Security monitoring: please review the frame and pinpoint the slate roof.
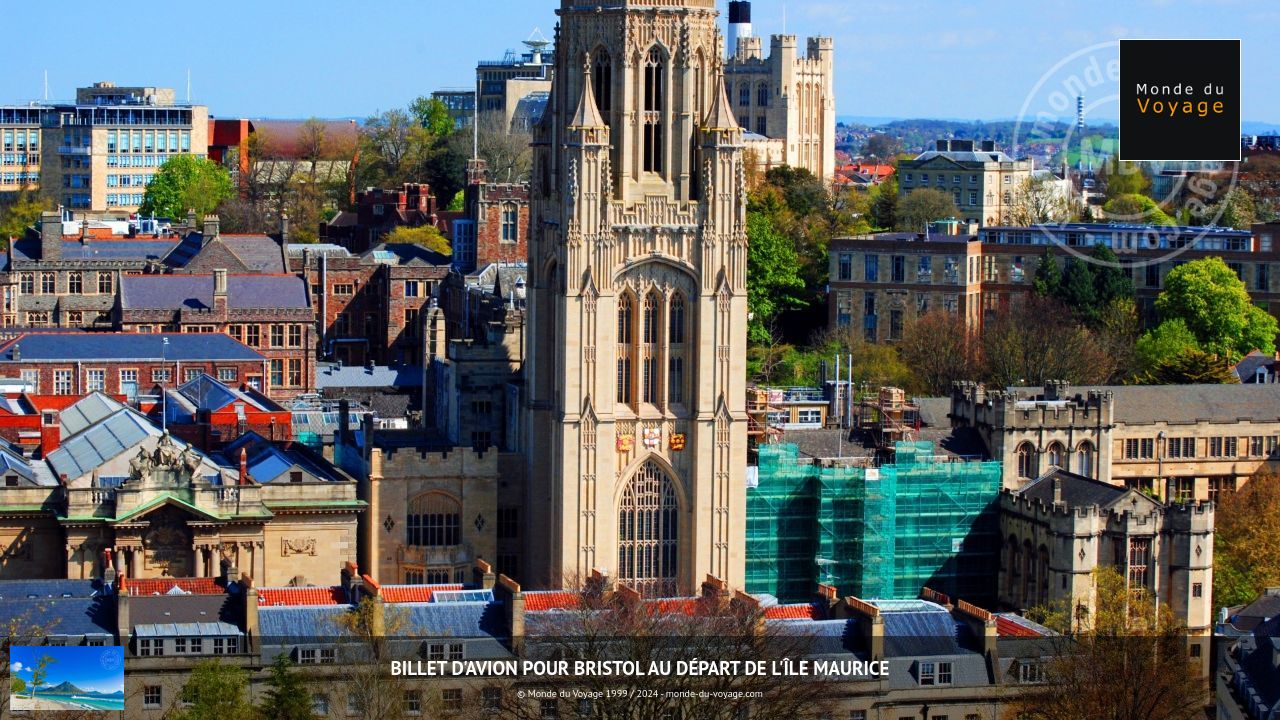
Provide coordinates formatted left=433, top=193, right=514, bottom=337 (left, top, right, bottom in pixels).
left=316, top=364, right=423, bottom=389
left=1008, top=383, right=1280, bottom=425
left=165, top=234, right=286, bottom=273
left=134, top=621, right=242, bottom=637
left=363, top=243, right=450, bottom=267
left=1016, top=468, right=1129, bottom=508
left=1238, top=634, right=1280, bottom=710
left=0, top=444, right=37, bottom=485
left=402, top=601, right=506, bottom=638
left=0, top=333, right=264, bottom=362
left=174, top=374, right=277, bottom=414
left=120, top=274, right=309, bottom=310
left=257, top=605, right=351, bottom=640
left=130, top=594, right=241, bottom=629
left=1228, top=592, right=1280, bottom=633
left=11, top=237, right=177, bottom=263
left=0, top=579, right=104, bottom=599
left=219, top=431, right=346, bottom=483
left=0, top=596, right=116, bottom=639
left=1235, top=351, right=1279, bottom=384
left=910, top=148, right=1015, bottom=164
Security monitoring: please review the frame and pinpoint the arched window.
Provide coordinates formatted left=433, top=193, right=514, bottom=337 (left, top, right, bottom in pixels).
left=1046, top=442, right=1066, bottom=469
left=668, top=294, right=686, bottom=405
left=617, top=294, right=634, bottom=405
left=618, top=461, right=679, bottom=597
left=592, top=50, right=612, bottom=117
left=1077, top=441, right=1096, bottom=478
left=642, top=47, right=665, bottom=174
left=1016, top=442, right=1037, bottom=480
left=739, top=81, right=751, bottom=106
left=757, top=82, right=770, bottom=107
left=406, top=493, right=461, bottom=547
left=641, top=291, right=660, bottom=403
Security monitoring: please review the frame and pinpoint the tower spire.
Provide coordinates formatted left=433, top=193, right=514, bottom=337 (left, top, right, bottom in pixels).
left=569, top=54, right=606, bottom=130
left=703, top=74, right=739, bottom=132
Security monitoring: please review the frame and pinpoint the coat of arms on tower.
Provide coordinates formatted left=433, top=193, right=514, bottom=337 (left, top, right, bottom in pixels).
left=669, top=433, right=686, bottom=452
left=642, top=428, right=660, bottom=450
left=616, top=434, right=635, bottom=453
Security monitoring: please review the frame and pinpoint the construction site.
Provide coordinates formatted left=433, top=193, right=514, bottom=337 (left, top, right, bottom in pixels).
left=745, top=384, right=1003, bottom=605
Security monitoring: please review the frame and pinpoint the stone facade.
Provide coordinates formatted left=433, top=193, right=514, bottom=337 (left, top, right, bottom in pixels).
left=898, top=140, right=1033, bottom=226
left=725, top=33, right=836, bottom=181
left=525, top=0, right=750, bottom=595
left=999, top=470, right=1214, bottom=645
left=950, top=381, right=1280, bottom=501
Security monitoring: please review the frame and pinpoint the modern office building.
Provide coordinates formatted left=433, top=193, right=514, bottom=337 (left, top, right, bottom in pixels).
left=476, top=33, right=554, bottom=132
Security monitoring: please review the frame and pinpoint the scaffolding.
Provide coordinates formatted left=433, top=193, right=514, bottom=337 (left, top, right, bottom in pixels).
left=745, top=441, right=1002, bottom=604
left=853, top=387, right=922, bottom=457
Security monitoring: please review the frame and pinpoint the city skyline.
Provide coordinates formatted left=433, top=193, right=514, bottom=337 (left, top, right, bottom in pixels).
left=0, top=0, right=1275, bottom=122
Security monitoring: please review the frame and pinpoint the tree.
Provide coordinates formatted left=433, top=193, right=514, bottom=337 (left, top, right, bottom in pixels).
left=979, top=296, right=1116, bottom=387
left=764, top=166, right=827, bottom=219
left=29, top=653, right=52, bottom=703
left=1057, top=258, right=1098, bottom=321
left=1099, top=154, right=1150, bottom=200
left=1216, top=471, right=1280, bottom=611
left=383, top=225, right=451, bottom=256
left=1102, top=193, right=1176, bottom=226
left=476, top=111, right=532, bottom=184
left=1137, top=348, right=1238, bottom=385
left=810, top=326, right=916, bottom=390
left=1031, top=251, right=1061, bottom=297
left=745, top=210, right=806, bottom=343
left=139, top=155, right=234, bottom=219
left=1007, top=174, right=1070, bottom=226
left=868, top=173, right=898, bottom=230
left=1011, top=567, right=1206, bottom=720
left=1203, top=188, right=1257, bottom=229
left=409, top=96, right=455, bottom=138
left=862, top=133, right=902, bottom=160
left=1089, top=244, right=1134, bottom=309
left=171, top=661, right=258, bottom=720
left=0, top=189, right=52, bottom=245
left=895, top=187, right=958, bottom=231
left=1095, top=298, right=1141, bottom=383
left=10, top=676, right=24, bottom=695
left=1134, top=318, right=1201, bottom=376
left=897, top=310, right=974, bottom=395
left=258, top=654, right=317, bottom=720
left=1156, top=257, right=1278, bottom=359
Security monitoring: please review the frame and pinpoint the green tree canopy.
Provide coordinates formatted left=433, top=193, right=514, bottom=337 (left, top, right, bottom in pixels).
left=139, top=155, right=234, bottom=220
left=409, top=96, right=455, bottom=137
left=1102, top=193, right=1176, bottom=226
left=383, top=225, right=451, bottom=256
left=258, top=654, right=317, bottom=720
left=0, top=189, right=52, bottom=245
left=1031, top=250, right=1061, bottom=297
left=896, top=188, right=958, bottom=232
left=745, top=210, right=806, bottom=344
left=1156, top=257, right=1278, bottom=358
left=1134, top=318, right=1200, bottom=374
left=172, top=661, right=258, bottom=720
left=1100, top=155, right=1151, bottom=199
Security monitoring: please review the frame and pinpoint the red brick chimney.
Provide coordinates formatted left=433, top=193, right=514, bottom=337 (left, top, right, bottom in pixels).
left=39, top=410, right=60, bottom=458
left=238, top=447, right=249, bottom=485
left=213, top=268, right=228, bottom=317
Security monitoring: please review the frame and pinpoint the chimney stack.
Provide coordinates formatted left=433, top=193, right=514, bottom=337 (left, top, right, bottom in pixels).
left=280, top=212, right=290, bottom=245
left=40, top=211, right=62, bottom=261
left=202, top=214, right=220, bottom=242
left=727, top=1, right=753, bottom=58
left=39, top=410, right=60, bottom=458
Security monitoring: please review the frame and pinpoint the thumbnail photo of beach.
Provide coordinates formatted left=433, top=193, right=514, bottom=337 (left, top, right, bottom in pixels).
left=9, top=645, right=124, bottom=713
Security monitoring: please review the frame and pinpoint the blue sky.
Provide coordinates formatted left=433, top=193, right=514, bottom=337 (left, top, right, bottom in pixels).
left=0, top=0, right=1274, bottom=122
left=10, top=646, right=124, bottom=694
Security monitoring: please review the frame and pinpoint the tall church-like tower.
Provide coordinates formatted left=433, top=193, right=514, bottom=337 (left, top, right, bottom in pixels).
left=525, top=0, right=748, bottom=595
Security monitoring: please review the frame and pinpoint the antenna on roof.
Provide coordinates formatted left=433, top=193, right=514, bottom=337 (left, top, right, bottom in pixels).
left=186, top=69, right=191, bottom=104
left=43, top=70, right=48, bottom=101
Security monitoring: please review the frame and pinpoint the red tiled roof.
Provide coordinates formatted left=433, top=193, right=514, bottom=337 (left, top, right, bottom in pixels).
left=648, top=598, right=703, bottom=616
left=996, top=615, right=1045, bottom=638
left=257, top=586, right=347, bottom=606
left=381, top=584, right=464, bottom=604
left=524, top=591, right=581, bottom=612
left=764, top=603, right=824, bottom=620
left=124, top=577, right=223, bottom=596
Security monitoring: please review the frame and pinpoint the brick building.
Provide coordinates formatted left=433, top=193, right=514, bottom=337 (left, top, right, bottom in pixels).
left=289, top=243, right=449, bottom=366
left=319, top=183, right=442, bottom=254
left=116, top=270, right=313, bottom=400
left=159, top=374, right=293, bottom=450
left=0, top=333, right=269, bottom=400
left=451, top=160, right=530, bottom=273
left=827, top=222, right=1277, bottom=341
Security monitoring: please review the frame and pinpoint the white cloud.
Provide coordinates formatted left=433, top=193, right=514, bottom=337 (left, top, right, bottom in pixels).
left=10, top=662, right=21, bottom=673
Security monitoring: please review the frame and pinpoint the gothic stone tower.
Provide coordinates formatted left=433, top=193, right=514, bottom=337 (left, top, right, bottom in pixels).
left=525, top=0, right=748, bottom=596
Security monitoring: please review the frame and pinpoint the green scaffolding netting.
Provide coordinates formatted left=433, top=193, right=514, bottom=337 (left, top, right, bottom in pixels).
left=746, top=441, right=1002, bottom=604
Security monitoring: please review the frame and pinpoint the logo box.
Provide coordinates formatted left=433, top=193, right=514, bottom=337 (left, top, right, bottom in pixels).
left=1119, top=39, right=1241, bottom=162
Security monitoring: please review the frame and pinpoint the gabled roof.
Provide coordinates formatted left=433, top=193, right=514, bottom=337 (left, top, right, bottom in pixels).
left=362, top=242, right=451, bottom=267
left=130, top=593, right=240, bottom=629
left=0, top=579, right=104, bottom=599
left=0, top=444, right=36, bottom=484
left=0, top=596, right=115, bottom=638
left=120, top=274, right=309, bottom=311
left=165, top=234, right=286, bottom=274
left=1017, top=467, right=1152, bottom=511
left=174, top=374, right=277, bottom=413
left=11, top=237, right=177, bottom=263
left=220, top=431, right=346, bottom=483
left=315, top=364, right=423, bottom=389
left=1009, top=383, right=1280, bottom=425
left=47, top=408, right=156, bottom=480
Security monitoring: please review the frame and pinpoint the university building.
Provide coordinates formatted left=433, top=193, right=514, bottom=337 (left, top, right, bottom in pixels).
left=524, top=0, right=750, bottom=595
left=723, top=1, right=836, bottom=180
left=827, top=222, right=1277, bottom=341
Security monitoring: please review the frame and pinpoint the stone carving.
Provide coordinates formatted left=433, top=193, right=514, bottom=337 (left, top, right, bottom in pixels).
left=282, top=537, right=317, bottom=557
left=129, top=449, right=155, bottom=483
